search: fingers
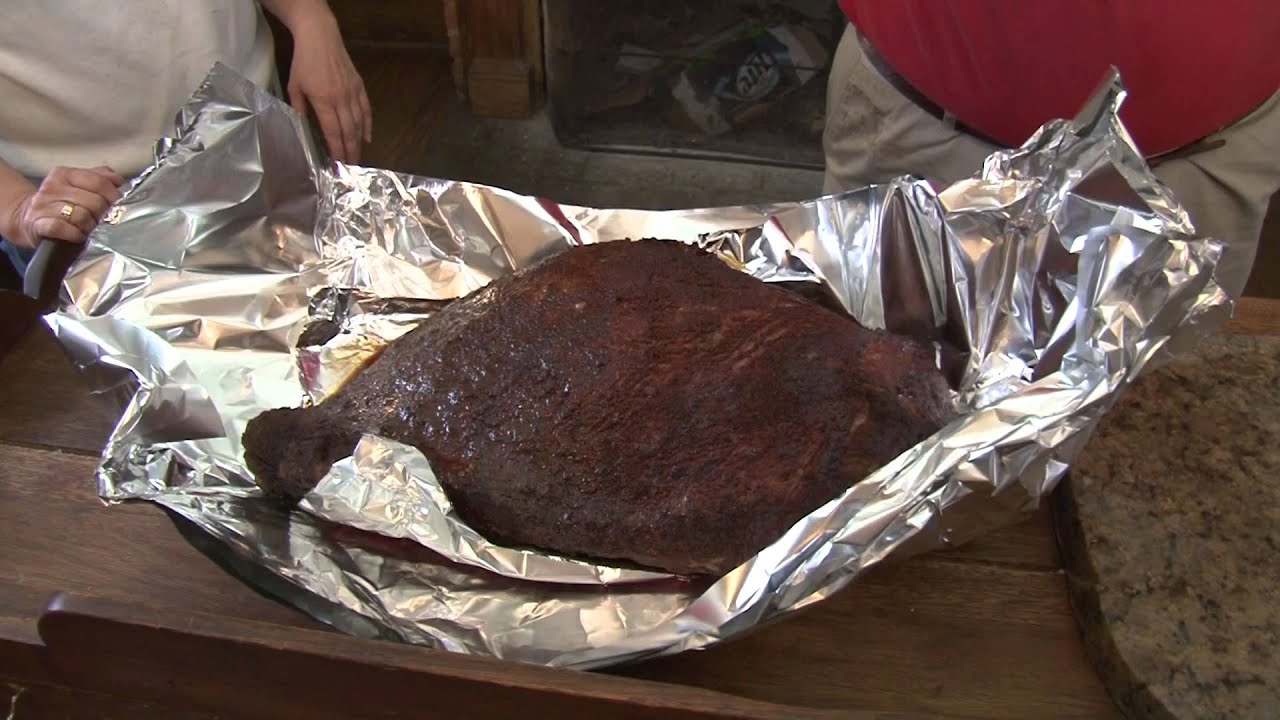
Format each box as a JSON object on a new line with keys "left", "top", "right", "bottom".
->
{"left": 292, "top": 78, "right": 350, "bottom": 163}
{"left": 288, "top": 80, "right": 310, "bottom": 123}
{"left": 27, "top": 197, "right": 99, "bottom": 243}
{"left": 358, "top": 82, "right": 373, "bottom": 144}
{"left": 59, "top": 186, "right": 113, "bottom": 221}
{"left": 336, "top": 99, "right": 360, "bottom": 164}
{"left": 30, "top": 214, "right": 88, "bottom": 244}
{"left": 20, "top": 165, "right": 128, "bottom": 245}
{"left": 51, "top": 166, "right": 123, "bottom": 205}
{"left": 89, "top": 165, "right": 126, "bottom": 186}
{"left": 322, "top": 77, "right": 362, "bottom": 163}
{"left": 287, "top": 40, "right": 370, "bottom": 163}
{"left": 40, "top": 167, "right": 122, "bottom": 221}
{"left": 311, "top": 99, "right": 349, "bottom": 164}
{"left": 348, "top": 72, "right": 371, "bottom": 146}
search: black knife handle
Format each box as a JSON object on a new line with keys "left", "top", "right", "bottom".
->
{"left": 22, "top": 238, "right": 85, "bottom": 310}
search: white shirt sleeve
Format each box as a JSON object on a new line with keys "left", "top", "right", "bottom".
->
{"left": 0, "top": 0, "right": 278, "bottom": 182}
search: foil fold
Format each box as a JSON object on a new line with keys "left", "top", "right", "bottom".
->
{"left": 300, "top": 435, "right": 673, "bottom": 585}
{"left": 45, "top": 63, "right": 1231, "bottom": 669}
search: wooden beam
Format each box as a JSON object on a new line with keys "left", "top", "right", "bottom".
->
{"left": 442, "top": 0, "right": 470, "bottom": 98}
{"left": 444, "top": 0, "right": 542, "bottom": 117}
{"left": 524, "top": 0, "right": 545, "bottom": 103}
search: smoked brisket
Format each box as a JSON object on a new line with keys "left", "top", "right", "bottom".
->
{"left": 242, "top": 239, "right": 955, "bottom": 577}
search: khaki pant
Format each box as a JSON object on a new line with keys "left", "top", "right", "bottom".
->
{"left": 822, "top": 23, "right": 1280, "bottom": 300}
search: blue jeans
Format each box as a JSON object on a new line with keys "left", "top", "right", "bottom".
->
{"left": 1, "top": 236, "right": 33, "bottom": 276}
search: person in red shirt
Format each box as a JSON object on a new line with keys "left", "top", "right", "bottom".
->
{"left": 824, "top": 1, "right": 1280, "bottom": 300}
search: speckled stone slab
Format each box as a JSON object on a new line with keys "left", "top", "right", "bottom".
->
{"left": 1056, "top": 334, "right": 1280, "bottom": 720}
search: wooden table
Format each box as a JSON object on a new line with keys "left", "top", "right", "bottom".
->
{"left": 1, "top": 291, "right": 1272, "bottom": 719}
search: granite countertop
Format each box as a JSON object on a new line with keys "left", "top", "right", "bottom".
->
{"left": 1056, "top": 333, "right": 1280, "bottom": 720}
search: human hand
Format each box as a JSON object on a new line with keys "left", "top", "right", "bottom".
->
{"left": 4, "top": 165, "right": 124, "bottom": 249}
{"left": 286, "top": 13, "right": 372, "bottom": 164}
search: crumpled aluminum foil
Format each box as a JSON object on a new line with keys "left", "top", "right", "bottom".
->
{"left": 45, "top": 63, "right": 1232, "bottom": 669}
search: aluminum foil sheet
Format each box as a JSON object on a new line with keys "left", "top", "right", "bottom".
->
{"left": 46, "top": 63, "right": 1232, "bottom": 669}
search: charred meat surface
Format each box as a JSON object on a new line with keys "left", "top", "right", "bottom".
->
{"left": 242, "top": 239, "right": 955, "bottom": 577}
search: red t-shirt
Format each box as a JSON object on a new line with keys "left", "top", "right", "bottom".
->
{"left": 838, "top": 0, "right": 1280, "bottom": 156}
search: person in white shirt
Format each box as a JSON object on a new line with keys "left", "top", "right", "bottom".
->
{"left": 0, "top": 0, "right": 372, "bottom": 275}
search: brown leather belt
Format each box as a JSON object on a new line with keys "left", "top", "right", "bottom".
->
{"left": 854, "top": 30, "right": 1008, "bottom": 148}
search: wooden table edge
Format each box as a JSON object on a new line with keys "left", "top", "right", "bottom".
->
{"left": 34, "top": 592, "right": 958, "bottom": 720}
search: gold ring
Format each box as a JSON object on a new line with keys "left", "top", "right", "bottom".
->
{"left": 60, "top": 203, "right": 75, "bottom": 218}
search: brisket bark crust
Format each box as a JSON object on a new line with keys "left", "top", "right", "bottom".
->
{"left": 242, "top": 239, "right": 954, "bottom": 577}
